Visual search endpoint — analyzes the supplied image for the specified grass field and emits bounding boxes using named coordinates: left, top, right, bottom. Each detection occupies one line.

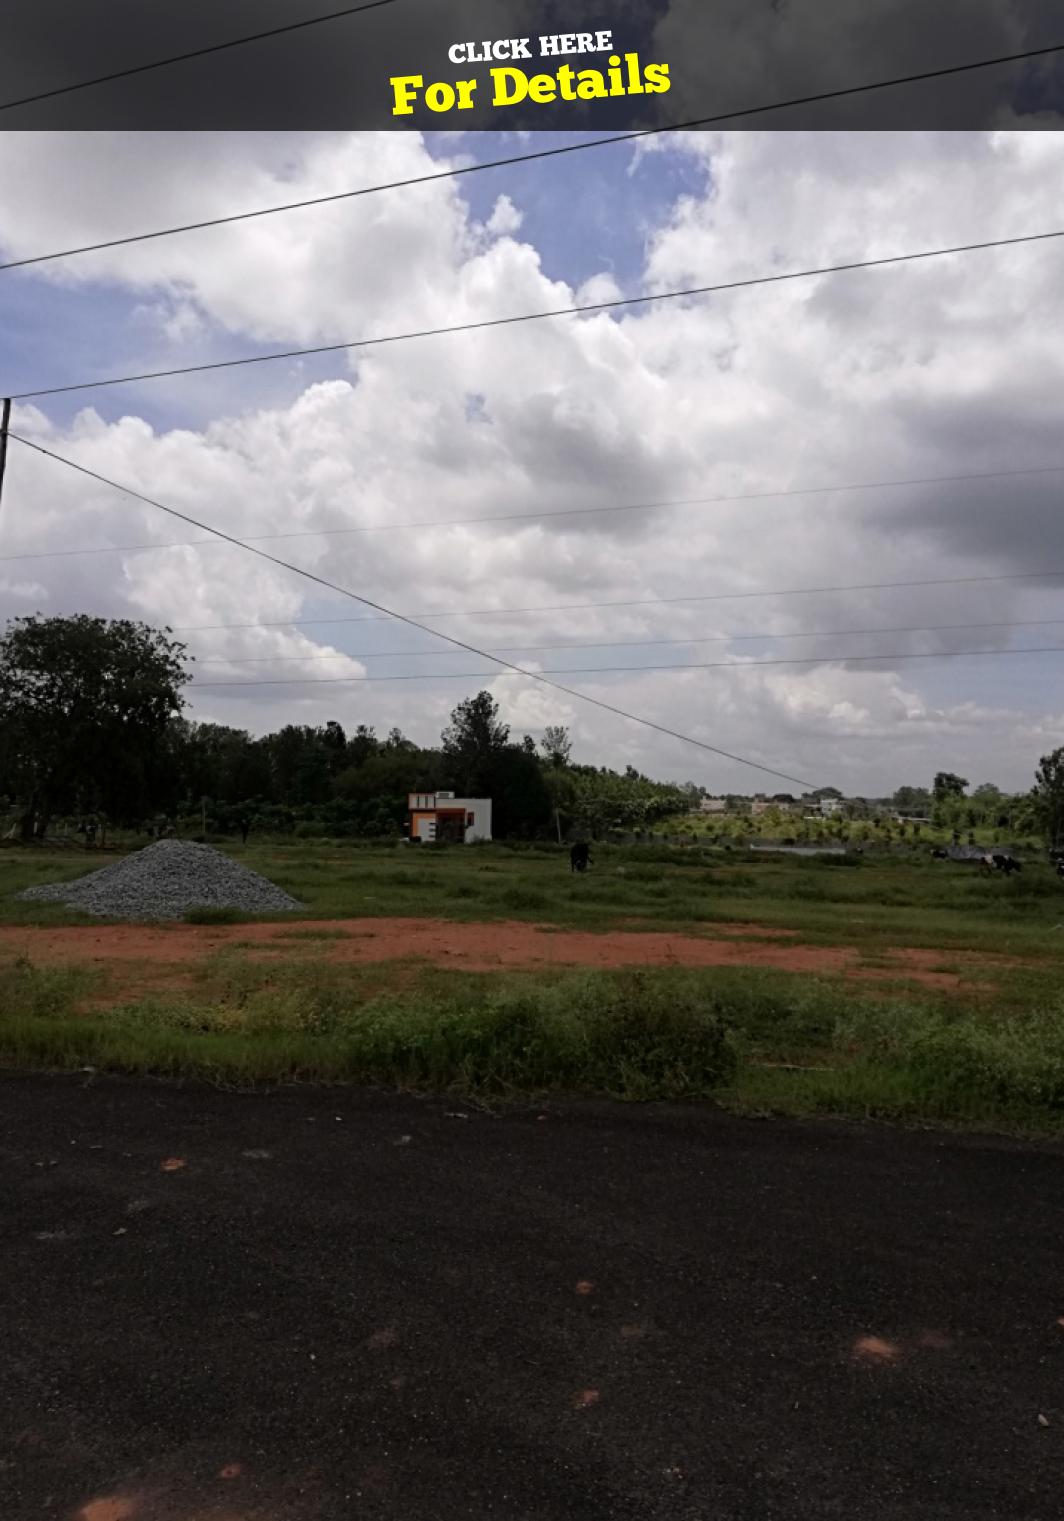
left=3, top=837, right=1064, bottom=1133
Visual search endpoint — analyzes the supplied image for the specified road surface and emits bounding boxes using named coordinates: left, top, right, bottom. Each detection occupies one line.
left=2, top=1074, right=1062, bottom=1520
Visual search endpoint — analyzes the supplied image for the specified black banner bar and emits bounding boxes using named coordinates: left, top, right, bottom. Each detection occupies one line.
left=0, top=0, right=1061, bottom=130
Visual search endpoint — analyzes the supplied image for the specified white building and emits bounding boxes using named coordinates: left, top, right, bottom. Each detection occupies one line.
left=819, top=797, right=844, bottom=817
left=407, top=792, right=492, bottom=843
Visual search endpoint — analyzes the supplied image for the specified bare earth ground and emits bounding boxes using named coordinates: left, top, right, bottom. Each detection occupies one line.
left=0, top=916, right=1013, bottom=994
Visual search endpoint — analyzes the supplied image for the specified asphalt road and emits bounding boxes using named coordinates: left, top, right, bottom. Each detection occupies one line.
left=2, top=1076, right=1063, bottom=1521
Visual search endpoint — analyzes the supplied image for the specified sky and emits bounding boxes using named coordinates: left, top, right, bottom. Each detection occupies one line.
left=1, top=128, right=1063, bottom=797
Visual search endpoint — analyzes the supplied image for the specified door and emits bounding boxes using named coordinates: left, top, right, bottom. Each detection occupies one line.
left=435, top=811, right=466, bottom=843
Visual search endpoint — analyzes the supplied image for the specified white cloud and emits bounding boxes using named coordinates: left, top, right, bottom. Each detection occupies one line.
left=486, top=193, right=524, bottom=236
left=2, top=130, right=1064, bottom=793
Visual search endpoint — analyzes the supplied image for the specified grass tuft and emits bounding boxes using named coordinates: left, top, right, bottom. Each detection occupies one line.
left=184, top=906, right=244, bottom=925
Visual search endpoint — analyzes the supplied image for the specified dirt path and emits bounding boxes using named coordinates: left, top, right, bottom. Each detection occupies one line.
left=0, top=915, right=988, bottom=989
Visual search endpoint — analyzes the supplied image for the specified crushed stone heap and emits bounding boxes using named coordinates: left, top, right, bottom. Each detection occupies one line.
left=18, top=838, right=302, bottom=921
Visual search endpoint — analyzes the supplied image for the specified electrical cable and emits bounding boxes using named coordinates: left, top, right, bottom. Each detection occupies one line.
left=183, top=617, right=1064, bottom=664
left=2, top=40, right=1061, bottom=266
left=161, top=565, right=1064, bottom=633
left=6, top=430, right=823, bottom=789
left=10, top=226, right=1063, bottom=401
left=4, top=458, right=1064, bottom=563
left=0, top=0, right=397, bottom=113
left=185, top=644, right=1064, bottom=686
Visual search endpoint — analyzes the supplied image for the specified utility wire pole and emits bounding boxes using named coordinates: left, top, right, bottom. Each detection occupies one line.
left=0, top=399, right=11, bottom=524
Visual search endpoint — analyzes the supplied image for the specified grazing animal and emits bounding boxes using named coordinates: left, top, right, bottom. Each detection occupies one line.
left=979, top=852, right=1022, bottom=876
left=570, top=842, right=592, bottom=874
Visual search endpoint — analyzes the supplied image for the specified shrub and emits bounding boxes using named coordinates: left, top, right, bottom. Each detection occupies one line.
left=184, top=905, right=243, bottom=925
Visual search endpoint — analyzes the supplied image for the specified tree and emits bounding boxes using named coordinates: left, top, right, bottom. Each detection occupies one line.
left=335, top=746, right=440, bottom=811
left=385, top=726, right=416, bottom=752
left=441, top=691, right=510, bottom=792
left=321, top=720, right=348, bottom=775
left=480, top=746, right=553, bottom=837
left=933, top=772, right=968, bottom=802
left=892, top=785, right=931, bottom=814
left=345, top=725, right=379, bottom=767
left=1031, top=748, right=1064, bottom=849
left=541, top=725, right=573, bottom=769
left=0, top=614, right=189, bottom=839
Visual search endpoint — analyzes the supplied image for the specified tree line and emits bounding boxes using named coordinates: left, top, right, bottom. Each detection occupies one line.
left=0, top=615, right=690, bottom=843
left=3, top=614, right=1063, bottom=847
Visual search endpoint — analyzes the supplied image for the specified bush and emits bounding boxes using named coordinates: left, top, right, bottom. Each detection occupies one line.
left=347, top=971, right=738, bottom=1097
left=0, top=957, right=96, bottom=1017
left=834, top=998, right=1064, bottom=1110
left=184, top=905, right=243, bottom=925
left=0, top=965, right=738, bottom=1099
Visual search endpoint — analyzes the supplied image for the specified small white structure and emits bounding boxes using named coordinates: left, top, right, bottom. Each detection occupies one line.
left=819, top=797, right=844, bottom=817
left=407, top=792, right=492, bottom=844
left=699, top=797, right=727, bottom=814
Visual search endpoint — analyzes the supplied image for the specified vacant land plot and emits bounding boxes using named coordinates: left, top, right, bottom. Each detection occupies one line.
left=3, top=839, right=1064, bottom=1134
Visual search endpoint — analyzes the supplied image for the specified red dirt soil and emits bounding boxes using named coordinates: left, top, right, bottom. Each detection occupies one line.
left=0, top=915, right=987, bottom=990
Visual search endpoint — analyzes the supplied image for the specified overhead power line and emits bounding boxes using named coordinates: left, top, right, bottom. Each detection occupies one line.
left=5, top=458, right=1064, bottom=564
left=2, top=41, right=1061, bottom=268
left=186, top=645, right=1064, bottom=688
left=6, top=431, right=820, bottom=790
left=0, top=0, right=397, bottom=114
left=10, top=226, right=1063, bottom=402
left=184, top=617, right=1064, bottom=665
left=163, top=565, right=1064, bottom=634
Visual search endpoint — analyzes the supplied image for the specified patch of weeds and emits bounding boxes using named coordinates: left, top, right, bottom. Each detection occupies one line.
left=184, top=906, right=244, bottom=925
left=499, top=885, right=551, bottom=913
left=0, top=957, right=100, bottom=1018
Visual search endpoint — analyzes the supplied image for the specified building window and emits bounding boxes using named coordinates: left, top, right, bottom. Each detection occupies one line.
left=467, top=813, right=474, bottom=827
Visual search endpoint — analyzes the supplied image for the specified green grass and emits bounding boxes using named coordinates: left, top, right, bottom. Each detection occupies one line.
left=0, top=959, right=737, bottom=1100
left=183, top=905, right=245, bottom=925
left=4, top=951, right=1064, bottom=1132
left=5, top=837, right=1064, bottom=961
left=6, top=837, right=1064, bottom=1132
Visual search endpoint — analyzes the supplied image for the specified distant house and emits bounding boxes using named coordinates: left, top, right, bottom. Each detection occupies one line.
left=819, top=797, right=844, bottom=817
left=407, top=792, right=492, bottom=844
left=699, top=797, right=727, bottom=814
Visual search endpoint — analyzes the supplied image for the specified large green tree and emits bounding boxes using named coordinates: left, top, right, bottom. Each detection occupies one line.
left=933, top=772, right=968, bottom=802
left=541, top=725, right=573, bottom=769
left=0, top=614, right=188, bottom=839
left=892, top=785, right=932, bottom=814
left=441, top=690, right=510, bottom=792
left=1031, top=748, right=1064, bottom=849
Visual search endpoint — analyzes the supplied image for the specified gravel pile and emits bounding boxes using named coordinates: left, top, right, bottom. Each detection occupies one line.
left=18, top=838, right=302, bottom=921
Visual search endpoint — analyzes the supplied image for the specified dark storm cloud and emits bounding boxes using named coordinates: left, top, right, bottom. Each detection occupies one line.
left=868, top=449, right=1064, bottom=569
left=0, top=0, right=1060, bottom=128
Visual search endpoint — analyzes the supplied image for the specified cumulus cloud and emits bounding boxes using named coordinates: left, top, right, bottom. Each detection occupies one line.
left=2, top=129, right=1064, bottom=792
left=486, top=193, right=524, bottom=236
